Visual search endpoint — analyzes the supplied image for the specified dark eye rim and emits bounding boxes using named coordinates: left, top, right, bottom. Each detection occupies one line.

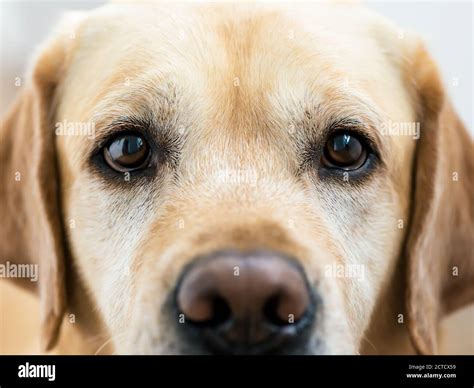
left=102, top=131, right=152, bottom=173
left=321, top=130, right=370, bottom=171
left=90, top=129, right=162, bottom=181
left=312, top=127, right=381, bottom=182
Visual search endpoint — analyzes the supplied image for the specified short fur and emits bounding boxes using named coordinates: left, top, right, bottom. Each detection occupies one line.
left=0, top=2, right=472, bottom=354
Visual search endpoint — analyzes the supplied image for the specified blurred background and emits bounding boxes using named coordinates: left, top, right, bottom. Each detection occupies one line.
left=0, top=0, right=473, bottom=354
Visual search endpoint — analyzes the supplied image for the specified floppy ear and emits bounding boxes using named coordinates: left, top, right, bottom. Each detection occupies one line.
left=404, top=42, right=474, bottom=354
left=0, top=16, right=83, bottom=351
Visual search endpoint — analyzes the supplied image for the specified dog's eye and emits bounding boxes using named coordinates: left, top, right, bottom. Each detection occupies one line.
left=103, top=133, right=151, bottom=172
left=321, top=132, right=368, bottom=170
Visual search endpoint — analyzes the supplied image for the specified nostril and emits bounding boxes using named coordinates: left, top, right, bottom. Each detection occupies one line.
left=263, top=294, right=298, bottom=327
left=184, top=296, right=232, bottom=328
left=209, top=296, right=232, bottom=327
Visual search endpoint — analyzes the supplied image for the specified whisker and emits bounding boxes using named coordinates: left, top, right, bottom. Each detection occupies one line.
left=94, top=332, right=127, bottom=355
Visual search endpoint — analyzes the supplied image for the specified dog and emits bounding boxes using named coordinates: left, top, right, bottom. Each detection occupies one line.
left=0, top=1, right=473, bottom=355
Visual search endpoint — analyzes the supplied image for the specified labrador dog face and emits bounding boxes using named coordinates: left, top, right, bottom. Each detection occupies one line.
left=1, top=2, right=472, bottom=355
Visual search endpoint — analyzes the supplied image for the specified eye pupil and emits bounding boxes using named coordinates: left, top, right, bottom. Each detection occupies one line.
left=104, top=133, right=150, bottom=172
left=322, top=132, right=367, bottom=170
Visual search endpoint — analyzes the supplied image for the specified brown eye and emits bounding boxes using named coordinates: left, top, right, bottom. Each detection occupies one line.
left=322, top=132, right=368, bottom=170
left=103, top=133, right=150, bottom=172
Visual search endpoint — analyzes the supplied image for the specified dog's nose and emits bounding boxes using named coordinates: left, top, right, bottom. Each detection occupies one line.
left=175, top=250, right=315, bottom=354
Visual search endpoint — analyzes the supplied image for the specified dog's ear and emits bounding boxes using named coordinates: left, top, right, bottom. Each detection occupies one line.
left=0, top=14, right=85, bottom=351
left=403, top=41, right=474, bottom=354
